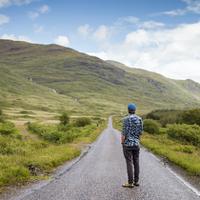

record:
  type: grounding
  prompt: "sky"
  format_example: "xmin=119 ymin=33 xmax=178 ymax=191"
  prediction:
xmin=0 ymin=0 xmax=200 ymax=83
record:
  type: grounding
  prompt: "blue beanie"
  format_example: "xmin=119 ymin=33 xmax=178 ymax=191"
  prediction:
xmin=128 ymin=103 xmax=136 ymax=111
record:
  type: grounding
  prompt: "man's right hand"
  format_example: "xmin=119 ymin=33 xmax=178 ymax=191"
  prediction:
xmin=121 ymin=134 xmax=125 ymax=144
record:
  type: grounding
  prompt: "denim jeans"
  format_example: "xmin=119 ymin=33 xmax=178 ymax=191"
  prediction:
xmin=123 ymin=145 xmax=140 ymax=184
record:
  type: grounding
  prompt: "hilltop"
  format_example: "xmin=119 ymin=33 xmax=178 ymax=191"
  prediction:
xmin=0 ymin=39 xmax=200 ymax=115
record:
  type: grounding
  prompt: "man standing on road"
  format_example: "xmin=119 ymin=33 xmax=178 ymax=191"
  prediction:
xmin=121 ymin=103 xmax=143 ymax=188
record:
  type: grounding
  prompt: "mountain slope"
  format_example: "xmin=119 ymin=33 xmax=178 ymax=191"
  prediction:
xmin=107 ymin=60 xmax=200 ymax=102
xmin=0 ymin=39 xmax=200 ymax=115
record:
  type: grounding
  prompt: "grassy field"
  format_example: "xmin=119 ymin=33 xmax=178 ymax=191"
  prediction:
xmin=113 ymin=114 xmax=200 ymax=176
xmin=0 ymin=109 xmax=106 ymax=192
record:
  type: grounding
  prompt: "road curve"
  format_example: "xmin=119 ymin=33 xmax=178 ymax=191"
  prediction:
xmin=5 ymin=117 xmax=200 ymax=200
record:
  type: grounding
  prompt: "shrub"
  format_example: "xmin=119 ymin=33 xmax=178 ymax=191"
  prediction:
xmin=145 ymin=109 xmax=182 ymax=127
xmin=143 ymin=119 xmax=160 ymax=134
xmin=0 ymin=122 xmax=19 ymax=136
xmin=59 ymin=112 xmax=70 ymax=126
xmin=27 ymin=122 xmax=47 ymax=136
xmin=146 ymin=111 xmax=160 ymax=120
xmin=75 ymin=117 xmax=91 ymax=127
xmin=60 ymin=129 xmax=79 ymax=143
xmin=166 ymin=124 xmax=200 ymax=146
xmin=27 ymin=122 xmax=78 ymax=143
xmin=0 ymin=136 xmax=15 ymax=154
xmin=57 ymin=123 xmax=72 ymax=132
xmin=2 ymin=166 xmax=30 ymax=185
xmin=181 ymin=109 xmax=200 ymax=126
xmin=0 ymin=136 xmax=25 ymax=155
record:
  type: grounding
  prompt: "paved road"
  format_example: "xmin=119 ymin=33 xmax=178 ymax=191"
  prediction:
xmin=7 ymin=118 xmax=200 ymax=200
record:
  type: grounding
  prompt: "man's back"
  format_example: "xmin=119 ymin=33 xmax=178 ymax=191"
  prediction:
xmin=122 ymin=114 xmax=143 ymax=147
xmin=121 ymin=104 xmax=143 ymax=187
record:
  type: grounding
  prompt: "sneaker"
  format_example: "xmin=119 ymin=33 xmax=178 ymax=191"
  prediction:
xmin=134 ymin=182 xmax=139 ymax=186
xmin=122 ymin=183 xmax=134 ymax=188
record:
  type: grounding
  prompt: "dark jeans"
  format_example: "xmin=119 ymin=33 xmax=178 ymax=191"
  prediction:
xmin=123 ymin=145 xmax=140 ymax=184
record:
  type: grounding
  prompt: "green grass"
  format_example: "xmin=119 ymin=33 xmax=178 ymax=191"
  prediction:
xmin=0 ymin=116 xmax=106 ymax=192
xmin=141 ymin=134 xmax=200 ymax=175
xmin=113 ymin=115 xmax=200 ymax=176
xmin=0 ymin=139 xmax=80 ymax=190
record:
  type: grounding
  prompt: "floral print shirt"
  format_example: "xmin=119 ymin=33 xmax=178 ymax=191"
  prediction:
xmin=122 ymin=114 xmax=143 ymax=147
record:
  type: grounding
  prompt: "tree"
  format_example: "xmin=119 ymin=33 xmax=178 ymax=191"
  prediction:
xmin=143 ymin=119 xmax=160 ymax=134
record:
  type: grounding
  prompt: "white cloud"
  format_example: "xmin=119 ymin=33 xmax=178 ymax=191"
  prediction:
xmin=88 ymin=51 xmax=109 ymax=60
xmin=125 ymin=29 xmax=150 ymax=46
xmin=78 ymin=24 xmax=113 ymax=41
xmin=139 ymin=20 xmax=165 ymax=29
xmin=38 ymin=4 xmax=49 ymax=14
xmin=115 ymin=16 xmax=140 ymax=26
xmin=162 ymin=0 xmax=200 ymax=16
xmin=54 ymin=35 xmax=70 ymax=47
xmin=186 ymin=0 xmax=200 ymax=14
xmin=115 ymin=16 xmax=165 ymax=30
xmin=0 ymin=14 xmax=9 ymax=25
xmin=1 ymin=33 xmax=32 ymax=42
xmin=28 ymin=4 xmax=50 ymax=20
xmin=88 ymin=21 xmax=200 ymax=83
xmin=0 ymin=0 xmax=33 ymax=8
xmin=162 ymin=9 xmax=186 ymax=16
xmin=78 ymin=17 xmax=164 ymax=45
xmin=78 ymin=24 xmax=92 ymax=37
xmin=93 ymin=25 xmax=110 ymax=40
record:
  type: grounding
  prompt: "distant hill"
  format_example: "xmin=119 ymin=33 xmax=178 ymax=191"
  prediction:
xmin=0 ymin=39 xmax=200 ymax=115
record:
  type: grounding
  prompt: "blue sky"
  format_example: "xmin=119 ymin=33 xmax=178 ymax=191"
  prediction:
xmin=1 ymin=0 xmax=200 ymax=82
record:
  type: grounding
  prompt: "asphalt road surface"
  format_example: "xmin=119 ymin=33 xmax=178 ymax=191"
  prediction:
xmin=5 ymin=117 xmax=200 ymax=200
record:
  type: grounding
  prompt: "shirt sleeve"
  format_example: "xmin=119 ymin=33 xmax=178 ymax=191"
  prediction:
xmin=121 ymin=118 xmax=126 ymax=136
xmin=139 ymin=118 xmax=143 ymax=135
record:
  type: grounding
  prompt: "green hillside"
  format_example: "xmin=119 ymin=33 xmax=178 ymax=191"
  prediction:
xmin=0 ymin=39 xmax=200 ymax=116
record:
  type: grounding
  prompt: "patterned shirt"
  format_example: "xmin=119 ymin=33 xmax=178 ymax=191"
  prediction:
xmin=122 ymin=114 xmax=143 ymax=147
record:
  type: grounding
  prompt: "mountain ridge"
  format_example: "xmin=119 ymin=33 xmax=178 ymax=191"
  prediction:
xmin=0 ymin=39 xmax=200 ymax=115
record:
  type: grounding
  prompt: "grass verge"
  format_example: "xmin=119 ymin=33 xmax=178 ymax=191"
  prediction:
xmin=141 ymin=134 xmax=200 ymax=175
xmin=113 ymin=115 xmax=200 ymax=176
xmin=0 ymin=117 xmax=106 ymax=192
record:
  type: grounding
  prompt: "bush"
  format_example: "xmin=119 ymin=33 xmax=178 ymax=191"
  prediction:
xmin=0 ymin=135 xmax=26 ymax=155
xmin=143 ymin=119 xmax=160 ymax=134
xmin=0 ymin=136 xmax=15 ymax=154
xmin=75 ymin=117 xmax=91 ymax=127
xmin=181 ymin=109 xmax=200 ymax=126
xmin=146 ymin=111 xmax=160 ymax=120
xmin=27 ymin=122 xmax=78 ymax=143
xmin=1 ymin=166 xmax=30 ymax=185
xmin=57 ymin=124 xmax=70 ymax=132
xmin=60 ymin=129 xmax=79 ymax=143
xmin=166 ymin=124 xmax=200 ymax=146
xmin=59 ymin=112 xmax=70 ymax=126
xmin=0 ymin=122 xmax=19 ymax=136
xmin=145 ymin=109 xmax=182 ymax=127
